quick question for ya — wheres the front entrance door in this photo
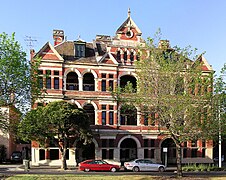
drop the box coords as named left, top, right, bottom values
left=120, top=138, right=137, bottom=165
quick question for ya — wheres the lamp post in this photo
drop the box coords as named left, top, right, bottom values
left=218, top=74, right=225, bottom=168
left=219, top=101, right=222, bottom=168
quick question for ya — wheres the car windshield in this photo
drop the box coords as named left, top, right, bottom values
left=12, top=152, right=21, bottom=156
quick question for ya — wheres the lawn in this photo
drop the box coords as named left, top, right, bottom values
left=3, top=174, right=226, bottom=180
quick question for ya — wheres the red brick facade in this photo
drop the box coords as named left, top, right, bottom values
left=30, top=10, right=214, bottom=166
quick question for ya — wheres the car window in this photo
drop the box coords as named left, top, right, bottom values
left=12, top=152, right=21, bottom=156
left=144, top=160, right=153, bottom=164
left=136, top=159, right=144, bottom=163
left=87, top=161, right=95, bottom=164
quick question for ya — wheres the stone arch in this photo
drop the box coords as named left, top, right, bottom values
left=118, top=71, right=137, bottom=80
left=69, top=99, right=82, bottom=108
left=160, top=137, right=176, bottom=166
left=82, top=101, right=98, bottom=125
left=81, top=69, right=98, bottom=79
left=64, top=68, right=82, bottom=78
left=64, top=69, right=82, bottom=91
left=118, top=135, right=141, bottom=148
left=118, top=135, right=141, bottom=164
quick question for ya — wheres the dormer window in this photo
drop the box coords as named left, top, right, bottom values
left=75, top=41, right=85, bottom=58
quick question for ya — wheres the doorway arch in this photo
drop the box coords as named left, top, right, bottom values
left=119, top=137, right=139, bottom=165
left=161, top=138, right=176, bottom=166
left=75, top=141, right=95, bottom=165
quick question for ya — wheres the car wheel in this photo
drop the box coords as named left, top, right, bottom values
left=111, top=167, right=117, bottom=172
left=133, top=166, right=140, bottom=172
left=84, top=168, right=90, bottom=172
left=158, top=166, right=165, bottom=172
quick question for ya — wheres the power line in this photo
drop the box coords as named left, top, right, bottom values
left=24, top=36, right=37, bottom=49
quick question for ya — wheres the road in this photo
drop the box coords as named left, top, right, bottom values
left=1, top=164, right=226, bottom=179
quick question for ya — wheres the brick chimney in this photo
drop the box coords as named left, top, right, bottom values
left=53, top=30, right=64, bottom=46
left=158, top=40, right=170, bottom=49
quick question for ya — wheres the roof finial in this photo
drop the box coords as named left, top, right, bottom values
left=128, top=8, right=131, bottom=18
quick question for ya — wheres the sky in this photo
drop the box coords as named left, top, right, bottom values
left=1, top=0, right=226, bottom=76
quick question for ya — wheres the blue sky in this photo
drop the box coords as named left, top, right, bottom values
left=1, top=0, right=226, bottom=76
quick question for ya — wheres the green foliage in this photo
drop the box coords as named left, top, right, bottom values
left=113, top=32, right=215, bottom=177
left=119, top=35, right=214, bottom=144
left=18, top=101, right=92, bottom=146
left=18, top=101, right=92, bottom=169
left=212, top=63, right=226, bottom=136
left=182, top=164, right=223, bottom=171
left=0, top=32, right=42, bottom=132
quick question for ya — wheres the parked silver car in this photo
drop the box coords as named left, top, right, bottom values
left=124, top=159, right=165, bottom=172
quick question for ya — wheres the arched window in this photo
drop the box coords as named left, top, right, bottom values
left=83, top=73, right=95, bottom=91
left=120, top=75, right=137, bottom=92
left=83, top=104, right=95, bottom=125
left=66, top=72, right=79, bottom=90
left=120, top=104, right=137, bottom=125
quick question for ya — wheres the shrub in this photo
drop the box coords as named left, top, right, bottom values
left=182, top=163, right=222, bottom=172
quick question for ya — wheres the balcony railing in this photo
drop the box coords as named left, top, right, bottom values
left=83, top=84, right=95, bottom=91
left=66, top=83, right=79, bottom=90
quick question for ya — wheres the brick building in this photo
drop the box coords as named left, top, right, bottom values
left=30, top=10, right=214, bottom=166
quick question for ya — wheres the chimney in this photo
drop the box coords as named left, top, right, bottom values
left=158, top=40, right=170, bottom=49
left=53, top=30, right=64, bottom=46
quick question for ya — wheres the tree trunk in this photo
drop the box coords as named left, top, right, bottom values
left=62, top=147, right=67, bottom=170
left=176, top=143, right=183, bottom=177
left=60, top=139, right=68, bottom=170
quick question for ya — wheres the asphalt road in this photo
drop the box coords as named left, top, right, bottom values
left=1, top=164, right=226, bottom=179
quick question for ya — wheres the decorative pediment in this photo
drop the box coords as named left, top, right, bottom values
left=98, top=52, right=119, bottom=65
left=115, top=8, right=142, bottom=42
left=34, top=42, right=63, bottom=61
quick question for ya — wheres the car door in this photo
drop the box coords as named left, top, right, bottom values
left=136, top=159, right=146, bottom=171
left=145, top=160, right=156, bottom=171
left=99, top=161, right=110, bottom=171
left=88, top=160, right=98, bottom=171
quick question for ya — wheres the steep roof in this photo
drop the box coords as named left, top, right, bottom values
left=116, top=8, right=142, bottom=36
left=34, top=42, right=63, bottom=62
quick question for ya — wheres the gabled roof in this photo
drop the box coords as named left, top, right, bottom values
left=98, top=52, right=119, bottom=65
left=34, top=42, right=64, bottom=61
left=195, top=55, right=213, bottom=71
left=116, top=8, right=142, bottom=35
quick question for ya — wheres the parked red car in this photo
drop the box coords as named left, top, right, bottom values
left=79, top=159, right=120, bottom=172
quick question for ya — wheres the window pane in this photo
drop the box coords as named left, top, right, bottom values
left=109, top=112, right=114, bottom=125
left=46, top=77, right=51, bottom=89
left=102, top=111, right=106, bottom=125
left=109, top=149, right=114, bottom=159
left=144, top=149, right=149, bottom=158
left=102, top=80, right=106, bottom=91
left=54, top=77, right=59, bottom=89
left=102, top=149, right=107, bottom=159
left=54, top=70, right=59, bottom=75
left=101, top=73, right=106, bottom=78
left=150, top=149, right=155, bottom=158
left=109, top=80, right=114, bottom=91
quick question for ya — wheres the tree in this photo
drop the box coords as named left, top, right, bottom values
left=113, top=37, right=216, bottom=177
left=0, top=32, right=41, bottom=132
left=18, top=101, right=92, bottom=170
left=212, top=63, right=226, bottom=167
